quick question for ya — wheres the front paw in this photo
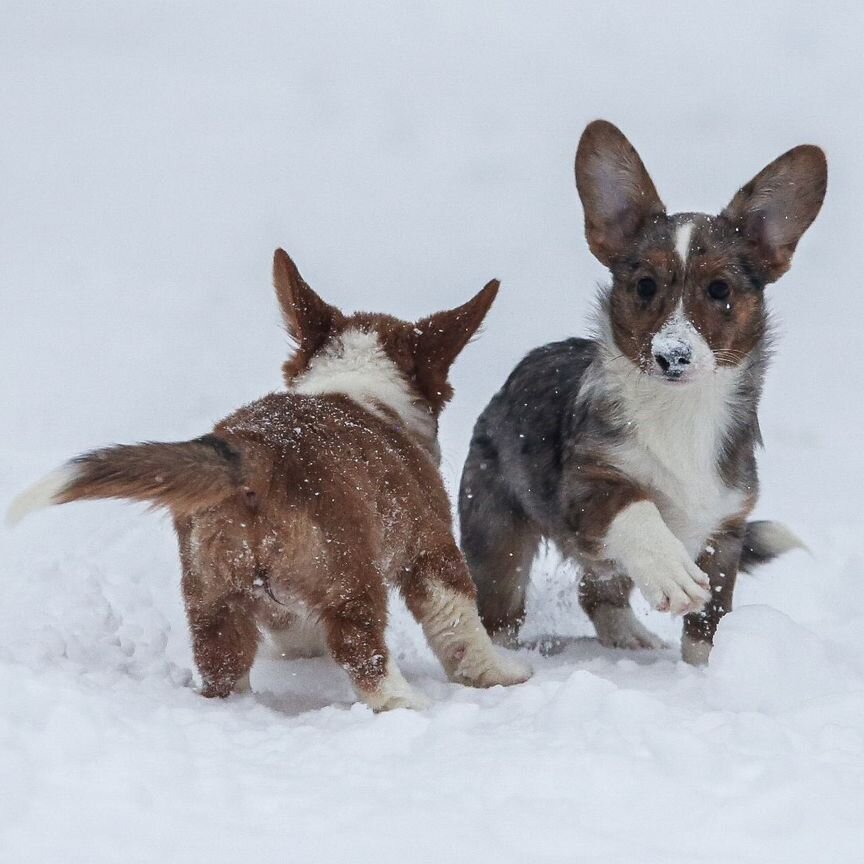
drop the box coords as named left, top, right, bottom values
left=630, top=548, right=711, bottom=616
left=681, top=634, right=712, bottom=666
left=605, top=502, right=711, bottom=616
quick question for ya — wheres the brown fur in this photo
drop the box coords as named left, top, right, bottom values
left=57, top=436, right=245, bottom=515
left=558, top=461, right=649, bottom=559
left=276, top=249, right=499, bottom=413
left=682, top=519, right=746, bottom=651
left=575, top=120, right=826, bottom=373
left=31, top=249, right=528, bottom=708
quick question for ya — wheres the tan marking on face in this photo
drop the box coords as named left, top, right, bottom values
left=608, top=222, right=767, bottom=373
left=609, top=249, right=680, bottom=369
left=684, top=253, right=766, bottom=366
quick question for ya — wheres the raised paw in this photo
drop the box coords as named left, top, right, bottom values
left=605, top=502, right=712, bottom=617
left=628, top=544, right=711, bottom=616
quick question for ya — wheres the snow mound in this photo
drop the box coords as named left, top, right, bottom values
left=707, top=605, right=850, bottom=713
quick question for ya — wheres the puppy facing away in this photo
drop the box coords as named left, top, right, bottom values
left=459, top=120, right=826, bottom=664
left=9, top=249, right=530, bottom=710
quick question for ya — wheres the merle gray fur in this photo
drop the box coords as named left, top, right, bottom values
left=458, top=120, right=825, bottom=662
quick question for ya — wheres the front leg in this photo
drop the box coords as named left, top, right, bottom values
left=604, top=501, right=712, bottom=615
left=562, top=466, right=711, bottom=616
left=681, top=525, right=743, bottom=665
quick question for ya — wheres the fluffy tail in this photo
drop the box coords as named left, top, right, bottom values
left=739, top=520, right=808, bottom=573
left=7, top=434, right=243, bottom=526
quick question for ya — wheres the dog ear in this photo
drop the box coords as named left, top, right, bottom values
left=721, top=145, right=827, bottom=282
left=575, top=120, right=666, bottom=267
left=413, top=279, right=500, bottom=408
left=272, top=248, right=343, bottom=348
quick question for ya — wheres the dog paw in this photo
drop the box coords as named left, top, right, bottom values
left=360, top=660, right=430, bottom=711
left=453, top=648, right=532, bottom=688
left=605, top=502, right=712, bottom=616
left=628, top=545, right=711, bottom=616
left=368, top=688, right=431, bottom=712
left=592, top=606, right=667, bottom=650
left=681, top=634, right=712, bottom=666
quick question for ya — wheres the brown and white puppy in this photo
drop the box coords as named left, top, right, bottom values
left=459, top=121, right=826, bottom=664
left=9, top=249, right=531, bottom=710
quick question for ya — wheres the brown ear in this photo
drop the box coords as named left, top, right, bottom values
left=272, top=248, right=343, bottom=348
left=721, top=145, right=827, bottom=282
left=575, top=120, right=666, bottom=266
left=413, top=279, right=500, bottom=408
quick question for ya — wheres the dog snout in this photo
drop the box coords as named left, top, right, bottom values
left=654, top=343, right=692, bottom=378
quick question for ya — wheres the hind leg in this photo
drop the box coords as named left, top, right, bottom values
left=399, top=543, right=532, bottom=688
left=177, top=522, right=259, bottom=697
left=459, top=452, right=540, bottom=644
left=320, top=580, right=428, bottom=711
left=186, top=593, right=260, bottom=698
left=579, top=569, right=666, bottom=650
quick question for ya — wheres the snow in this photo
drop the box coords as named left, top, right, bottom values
left=3, top=3, right=864, bottom=862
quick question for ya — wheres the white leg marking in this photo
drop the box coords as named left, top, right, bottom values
left=604, top=501, right=712, bottom=616
left=591, top=605, right=667, bottom=650
left=360, top=658, right=430, bottom=712
left=419, top=585, right=531, bottom=687
left=6, top=464, right=78, bottom=526
left=674, top=220, right=695, bottom=266
left=681, top=634, right=713, bottom=666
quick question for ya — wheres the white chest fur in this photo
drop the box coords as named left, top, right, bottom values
left=602, top=357, right=746, bottom=557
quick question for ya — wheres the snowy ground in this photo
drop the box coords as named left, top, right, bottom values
left=2, top=3, right=864, bottom=862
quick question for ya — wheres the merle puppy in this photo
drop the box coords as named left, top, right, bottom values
left=459, top=120, right=826, bottom=664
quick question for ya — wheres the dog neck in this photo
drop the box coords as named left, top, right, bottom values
left=291, top=327, right=440, bottom=461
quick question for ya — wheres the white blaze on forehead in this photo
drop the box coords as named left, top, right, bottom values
left=674, top=220, right=695, bottom=266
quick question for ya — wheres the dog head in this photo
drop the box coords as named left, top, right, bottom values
left=272, top=248, right=498, bottom=422
left=575, top=120, right=826, bottom=383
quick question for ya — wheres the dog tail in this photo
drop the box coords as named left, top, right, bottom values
left=739, top=520, right=808, bottom=573
left=7, top=434, right=244, bottom=526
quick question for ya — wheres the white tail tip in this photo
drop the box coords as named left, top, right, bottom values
left=751, top=521, right=810, bottom=557
left=5, top=465, right=78, bottom=527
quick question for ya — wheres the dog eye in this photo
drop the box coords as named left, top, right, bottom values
left=707, top=280, right=730, bottom=300
left=636, top=277, right=657, bottom=300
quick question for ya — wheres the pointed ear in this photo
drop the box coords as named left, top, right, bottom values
left=272, top=248, right=342, bottom=348
left=413, top=278, right=499, bottom=406
left=575, top=120, right=666, bottom=266
left=721, top=145, right=827, bottom=282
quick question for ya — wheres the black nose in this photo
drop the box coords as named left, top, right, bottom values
left=654, top=345, right=692, bottom=376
